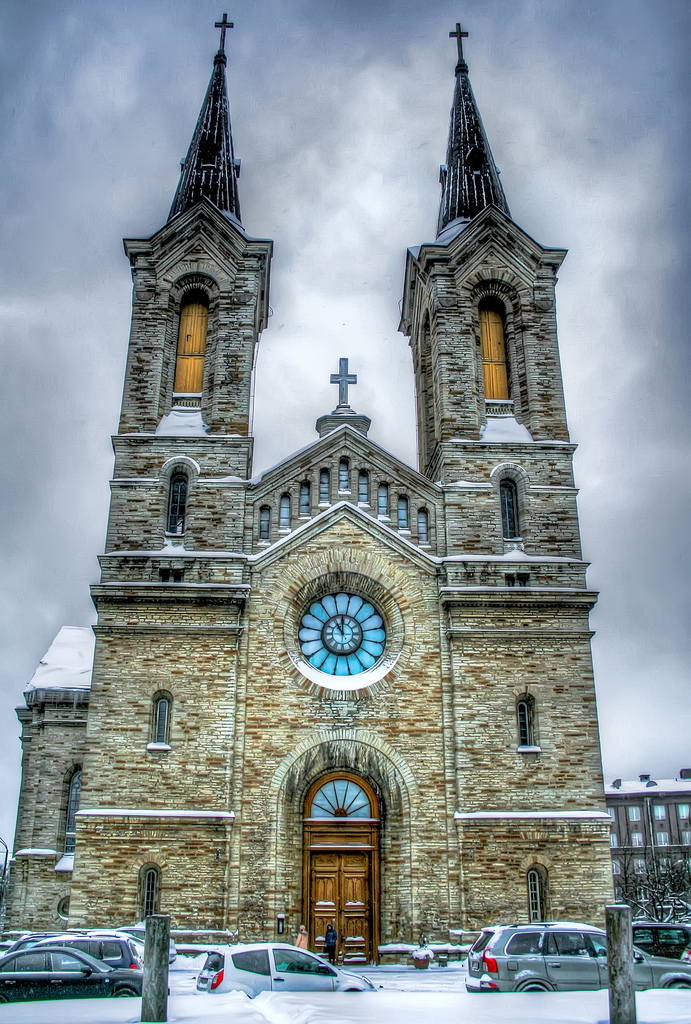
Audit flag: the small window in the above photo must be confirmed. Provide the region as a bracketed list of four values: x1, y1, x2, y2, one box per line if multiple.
[259, 505, 270, 540]
[612, 860, 621, 875]
[57, 895, 70, 921]
[418, 508, 429, 543]
[299, 481, 311, 515]
[631, 832, 643, 846]
[517, 698, 534, 747]
[154, 695, 170, 745]
[527, 867, 546, 922]
[378, 482, 389, 517]
[319, 469, 330, 503]
[656, 832, 669, 846]
[358, 470, 369, 504]
[628, 806, 641, 821]
[168, 472, 188, 534]
[607, 807, 615, 821]
[279, 493, 291, 529]
[678, 804, 689, 819]
[610, 834, 618, 848]
[654, 805, 666, 820]
[682, 831, 691, 845]
[65, 769, 82, 854]
[614, 885, 623, 901]
[397, 495, 409, 529]
[143, 866, 159, 918]
[500, 479, 519, 539]
[634, 858, 646, 873]
[339, 459, 350, 491]
[231, 949, 271, 976]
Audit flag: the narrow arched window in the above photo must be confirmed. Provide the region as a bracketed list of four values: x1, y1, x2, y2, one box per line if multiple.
[319, 469, 330, 503]
[397, 495, 409, 529]
[168, 473, 188, 535]
[358, 470, 369, 504]
[259, 505, 270, 540]
[65, 769, 82, 854]
[517, 697, 534, 747]
[142, 866, 160, 918]
[527, 867, 546, 922]
[339, 459, 350, 491]
[418, 508, 429, 544]
[154, 695, 170, 745]
[378, 482, 389, 517]
[479, 299, 509, 400]
[500, 479, 519, 539]
[299, 481, 311, 515]
[279, 493, 291, 529]
[173, 291, 209, 394]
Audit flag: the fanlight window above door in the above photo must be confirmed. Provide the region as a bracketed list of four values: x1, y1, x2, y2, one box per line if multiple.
[310, 779, 371, 819]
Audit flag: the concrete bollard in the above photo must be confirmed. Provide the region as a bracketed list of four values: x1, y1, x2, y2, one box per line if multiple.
[606, 904, 636, 1024]
[141, 913, 170, 1023]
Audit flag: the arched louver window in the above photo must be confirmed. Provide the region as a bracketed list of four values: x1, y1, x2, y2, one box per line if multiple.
[154, 696, 170, 745]
[358, 470, 369, 504]
[527, 867, 546, 922]
[299, 481, 311, 515]
[517, 697, 534, 747]
[339, 459, 350, 491]
[167, 473, 188, 535]
[279, 493, 291, 529]
[64, 769, 82, 854]
[259, 505, 270, 541]
[500, 480, 519, 540]
[173, 291, 209, 394]
[418, 508, 429, 544]
[397, 496, 409, 529]
[479, 299, 509, 400]
[378, 483, 389, 517]
[319, 469, 330, 503]
[142, 866, 160, 918]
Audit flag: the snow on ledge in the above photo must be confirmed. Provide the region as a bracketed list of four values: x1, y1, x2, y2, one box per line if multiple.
[454, 810, 611, 821]
[25, 626, 94, 693]
[480, 416, 533, 443]
[76, 808, 235, 819]
[155, 407, 208, 436]
[14, 848, 58, 857]
[54, 854, 74, 872]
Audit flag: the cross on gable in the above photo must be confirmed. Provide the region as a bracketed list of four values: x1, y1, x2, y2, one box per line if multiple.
[450, 22, 469, 63]
[330, 357, 357, 408]
[215, 13, 234, 52]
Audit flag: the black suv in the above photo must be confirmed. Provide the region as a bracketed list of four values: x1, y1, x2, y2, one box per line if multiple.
[632, 922, 691, 960]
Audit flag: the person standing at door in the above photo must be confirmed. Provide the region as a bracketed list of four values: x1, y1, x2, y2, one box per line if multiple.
[296, 924, 309, 949]
[324, 922, 338, 965]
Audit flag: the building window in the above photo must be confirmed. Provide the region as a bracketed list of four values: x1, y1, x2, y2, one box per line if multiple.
[634, 858, 646, 873]
[153, 694, 170, 745]
[397, 496, 409, 529]
[610, 834, 618, 848]
[64, 769, 82, 854]
[299, 481, 311, 516]
[339, 459, 350, 491]
[500, 479, 519, 540]
[141, 865, 160, 918]
[628, 806, 641, 821]
[173, 291, 209, 394]
[631, 832, 643, 846]
[656, 832, 669, 846]
[378, 483, 389, 517]
[527, 867, 546, 922]
[319, 469, 330, 504]
[167, 473, 188, 534]
[418, 508, 429, 543]
[654, 805, 666, 820]
[678, 804, 689, 820]
[614, 885, 623, 900]
[259, 505, 270, 541]
[612, 860, 621, 875]
[358, 470, 369, 504]
[279, 493, 291, 529]
[516, 696, 535, 747]
[479, 299, 509, 401]
[607, 808, 615, 822]
[682, 831, 691, 845]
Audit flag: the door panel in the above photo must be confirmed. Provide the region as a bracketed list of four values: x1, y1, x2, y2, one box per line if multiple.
[309, 850, 371, 963]
[270, 949, 336, 992]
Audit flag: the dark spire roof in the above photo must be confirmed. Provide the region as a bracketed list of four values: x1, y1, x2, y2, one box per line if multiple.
[168, 44, 241, 223]
[437, 29, 509, 236]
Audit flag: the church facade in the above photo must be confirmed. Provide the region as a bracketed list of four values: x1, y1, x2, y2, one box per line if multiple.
[7, 25, 613, 957]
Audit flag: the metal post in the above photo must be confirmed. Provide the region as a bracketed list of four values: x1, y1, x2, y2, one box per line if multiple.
[607, 903, 636, 1024]
[141, 914, 170, 1023]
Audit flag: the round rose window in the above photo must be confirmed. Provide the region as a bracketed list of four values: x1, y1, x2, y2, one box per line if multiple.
[299, 592, 386, 676]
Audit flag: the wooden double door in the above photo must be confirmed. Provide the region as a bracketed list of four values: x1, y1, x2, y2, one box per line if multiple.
[309, 849, 372, 963]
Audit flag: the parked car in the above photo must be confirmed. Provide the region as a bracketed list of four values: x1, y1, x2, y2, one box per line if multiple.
[4, 932, 65, 955]
[196, 943, 375, 996]
[0, 945, 143, 1002]
[466, 922, 691, 992]
[632, 922, 691, 960]
[36, 933, 142, 971]
[114, 924, 177, 964]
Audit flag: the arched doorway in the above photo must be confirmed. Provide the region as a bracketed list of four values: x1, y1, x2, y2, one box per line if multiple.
[303, 774, 379, 963]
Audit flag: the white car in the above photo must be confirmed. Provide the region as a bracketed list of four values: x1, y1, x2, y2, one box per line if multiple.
[196, 943, 375, 996]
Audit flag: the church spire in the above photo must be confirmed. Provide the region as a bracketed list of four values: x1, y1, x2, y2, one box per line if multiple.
[168, 14, 241, 223]
[436, 24, 509, 237]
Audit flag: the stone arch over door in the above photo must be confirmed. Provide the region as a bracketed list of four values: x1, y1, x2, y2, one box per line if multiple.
[269, 729, 419, 957]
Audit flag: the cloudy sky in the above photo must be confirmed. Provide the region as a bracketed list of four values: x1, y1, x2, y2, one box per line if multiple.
[0, 0, 689, 849]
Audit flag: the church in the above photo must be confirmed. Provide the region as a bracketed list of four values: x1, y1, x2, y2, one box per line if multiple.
[7, 21, 613, 958]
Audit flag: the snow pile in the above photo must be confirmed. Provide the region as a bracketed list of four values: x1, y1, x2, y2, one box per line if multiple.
[480, 415, 534, 443]
[155, 407, 208, 436]
[24, 626, 94, 693]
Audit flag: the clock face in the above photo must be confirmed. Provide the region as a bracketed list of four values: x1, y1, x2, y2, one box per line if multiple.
[299, 592, 386, 676]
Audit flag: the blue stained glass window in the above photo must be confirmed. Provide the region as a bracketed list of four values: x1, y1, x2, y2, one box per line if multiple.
[299, 592, 386, 676]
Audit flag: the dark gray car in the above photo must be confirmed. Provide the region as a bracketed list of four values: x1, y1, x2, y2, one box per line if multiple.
[0, 946, 143, 1002]
[466, 922, 691, 992]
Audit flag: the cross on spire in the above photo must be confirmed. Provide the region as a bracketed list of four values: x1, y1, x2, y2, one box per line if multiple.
[450, 22, 469, 64]
[330, 357, 357, 408]
[215, 13, 234, 53]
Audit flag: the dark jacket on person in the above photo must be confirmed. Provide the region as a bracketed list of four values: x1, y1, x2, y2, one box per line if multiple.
[325, 925, 338, 947]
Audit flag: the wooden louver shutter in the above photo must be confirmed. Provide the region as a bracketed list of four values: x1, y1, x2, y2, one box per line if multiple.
[479, 307, 509, 400]
[173, 301, 208, 394]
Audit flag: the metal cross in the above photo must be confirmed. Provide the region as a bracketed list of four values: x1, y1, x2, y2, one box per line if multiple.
[330, 357, 357, 407]
[450, 22, 469, 62]
[215, 13, 234, 52]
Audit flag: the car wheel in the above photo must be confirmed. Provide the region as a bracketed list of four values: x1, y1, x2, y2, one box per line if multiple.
[518, 981, 549, 992]
[0, 993, 8, 1003]
[113, 987, 138, 997]
[343, 988, 362, 992]
[667, 980, 691, 989]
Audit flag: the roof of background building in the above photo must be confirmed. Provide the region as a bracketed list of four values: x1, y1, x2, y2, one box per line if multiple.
[24, 626, 94, 693]
[606, 778, 691, 796]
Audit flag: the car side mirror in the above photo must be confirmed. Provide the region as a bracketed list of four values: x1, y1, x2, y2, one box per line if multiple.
[634, 953, 644, 963]
[80, 967, 93, 976]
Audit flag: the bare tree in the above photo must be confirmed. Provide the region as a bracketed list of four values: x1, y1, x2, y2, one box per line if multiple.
[614, 849, 691, 922]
